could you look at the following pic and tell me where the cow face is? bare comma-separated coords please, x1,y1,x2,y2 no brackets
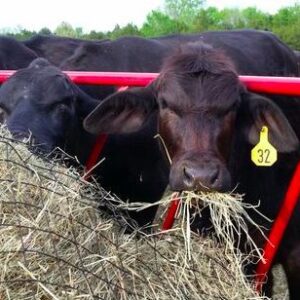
0,58,98,154
84,42,299,192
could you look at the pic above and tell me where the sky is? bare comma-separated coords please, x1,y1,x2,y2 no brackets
0,0,299,33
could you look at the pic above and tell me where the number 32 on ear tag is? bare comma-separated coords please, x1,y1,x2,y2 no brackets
251,126,277,167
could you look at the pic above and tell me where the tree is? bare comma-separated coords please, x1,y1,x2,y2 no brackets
54,22,79,38
272,4,300,27
38,27,52,35
165,0,204,28
216,8,245,29
108,23,141,39
84,30,107,40
192,7,221,31
270,4,300,49
141,10,187,37
241,7,270,29
12,27,36,40
75,27,83,37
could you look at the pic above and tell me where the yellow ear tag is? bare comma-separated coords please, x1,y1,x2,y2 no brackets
251,126,277,167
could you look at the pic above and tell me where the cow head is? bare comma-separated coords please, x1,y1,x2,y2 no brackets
0,58,98,155
84,42,299,192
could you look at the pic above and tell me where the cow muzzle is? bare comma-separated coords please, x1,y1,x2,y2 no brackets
169,156,231,192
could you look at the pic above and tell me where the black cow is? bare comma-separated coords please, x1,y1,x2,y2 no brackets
83,42,300,298
0,58,98,158
0,57,168,229
60,30,299,99
0,36,38,123
60,35,172,72
59,36,175,99
23,34,109,66
0,36,37,69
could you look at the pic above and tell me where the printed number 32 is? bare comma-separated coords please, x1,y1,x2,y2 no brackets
257,149,271,164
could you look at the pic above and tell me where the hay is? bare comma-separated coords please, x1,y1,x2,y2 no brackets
177,191,269,261
0,126,267,299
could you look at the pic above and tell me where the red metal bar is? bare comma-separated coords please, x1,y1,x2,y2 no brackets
161,194,181,231
256,161,300,291
83,134,108,181
0,70,158,87
240,76,300,97
1,71,300,96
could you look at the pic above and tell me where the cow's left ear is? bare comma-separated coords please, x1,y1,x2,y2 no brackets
83,86,158,135
240,92,299,153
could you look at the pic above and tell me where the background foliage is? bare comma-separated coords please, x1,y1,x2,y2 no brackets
1,0,300,50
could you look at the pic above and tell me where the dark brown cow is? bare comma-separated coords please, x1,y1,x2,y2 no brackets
84,42,300,298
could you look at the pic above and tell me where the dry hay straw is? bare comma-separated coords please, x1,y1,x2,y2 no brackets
0,126,267,300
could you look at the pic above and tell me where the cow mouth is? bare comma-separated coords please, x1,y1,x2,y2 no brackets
9,130,56,154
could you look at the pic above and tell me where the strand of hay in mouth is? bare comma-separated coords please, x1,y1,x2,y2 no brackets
179,191,270,260
0,126,267,299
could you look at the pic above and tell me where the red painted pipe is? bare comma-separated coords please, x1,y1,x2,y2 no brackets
240,76,300,97
83,133,108,181
0,70,158,87
255,161,300,291
161,195,181,231
1,71,300,96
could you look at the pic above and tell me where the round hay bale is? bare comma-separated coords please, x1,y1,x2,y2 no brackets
0,127,267,299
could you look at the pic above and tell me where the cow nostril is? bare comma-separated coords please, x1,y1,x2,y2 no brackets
181,164,222,191
210,168,219,186
183,167,190,179
183,166,195,187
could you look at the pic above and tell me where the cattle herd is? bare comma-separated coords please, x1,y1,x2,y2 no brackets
0,29,299,298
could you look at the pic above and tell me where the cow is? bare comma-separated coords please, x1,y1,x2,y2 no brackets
60,30,299,100
0,58,99,156
0,57,168,229
0,36,38,122
23,34,109,66
83,42,300,298
59,36,176,99
0,36,37,69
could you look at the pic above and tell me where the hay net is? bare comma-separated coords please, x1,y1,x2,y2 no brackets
0,126,267,300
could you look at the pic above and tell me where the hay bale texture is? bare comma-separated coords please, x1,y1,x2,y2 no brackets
0,127,266,299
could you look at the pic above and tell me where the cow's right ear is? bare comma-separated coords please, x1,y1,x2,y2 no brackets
83,86,158,135
240,92,299,153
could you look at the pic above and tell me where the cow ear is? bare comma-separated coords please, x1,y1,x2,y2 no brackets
240,92,299,153
83,86,158,135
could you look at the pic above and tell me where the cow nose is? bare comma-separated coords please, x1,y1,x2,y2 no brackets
182,164,220,191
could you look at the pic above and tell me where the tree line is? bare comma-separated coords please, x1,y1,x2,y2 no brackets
1,0,300,50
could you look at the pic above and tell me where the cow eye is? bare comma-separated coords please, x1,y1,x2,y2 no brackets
160,98,168,109
53,103,70,117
